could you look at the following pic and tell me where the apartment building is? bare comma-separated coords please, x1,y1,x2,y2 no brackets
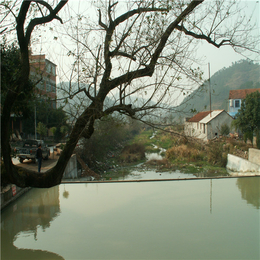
29,54,57,108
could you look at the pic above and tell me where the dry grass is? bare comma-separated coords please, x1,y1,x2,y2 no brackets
146,158,171,167
166,144,204,162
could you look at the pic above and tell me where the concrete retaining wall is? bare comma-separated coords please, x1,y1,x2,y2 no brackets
248,148,260,165
226,148,260,174
63,154,79,179
1,186,31,210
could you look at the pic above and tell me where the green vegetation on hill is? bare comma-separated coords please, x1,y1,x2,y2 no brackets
176,60,260,118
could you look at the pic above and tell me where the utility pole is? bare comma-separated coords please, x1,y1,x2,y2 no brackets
208,63,212,117
35,105,37,139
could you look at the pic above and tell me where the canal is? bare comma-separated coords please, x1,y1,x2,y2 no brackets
1,177,259,260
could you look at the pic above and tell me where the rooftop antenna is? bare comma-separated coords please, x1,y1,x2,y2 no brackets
208,62,212,117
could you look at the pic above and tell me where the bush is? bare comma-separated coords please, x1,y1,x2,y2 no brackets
76,116,144,171
257,131,260,149
220,124,230,136
119,143,146,163
206,142,227,167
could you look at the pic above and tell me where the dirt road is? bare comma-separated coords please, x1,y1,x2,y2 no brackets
13,153,59,173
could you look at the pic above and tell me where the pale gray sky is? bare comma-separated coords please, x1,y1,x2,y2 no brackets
30,0,259,97
191,0,260,79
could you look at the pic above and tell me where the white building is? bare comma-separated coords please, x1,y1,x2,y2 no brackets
184,110,233,141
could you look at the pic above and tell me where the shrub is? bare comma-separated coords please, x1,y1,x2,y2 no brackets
77,116,144,171
206,142,227,167
220,123,230,136
119,143,146,163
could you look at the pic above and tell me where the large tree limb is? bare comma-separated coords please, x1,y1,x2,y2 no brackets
103,104,135,117
26,0,68,44
101,4,170,89
1,0,68,188
107,1,204,92
149,0,204,67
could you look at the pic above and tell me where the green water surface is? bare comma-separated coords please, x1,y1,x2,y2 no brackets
1,177,259,260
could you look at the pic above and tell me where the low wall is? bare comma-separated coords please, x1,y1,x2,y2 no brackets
248,148,260,165
1,185,31,210
226,148,260,174
63,154,79,179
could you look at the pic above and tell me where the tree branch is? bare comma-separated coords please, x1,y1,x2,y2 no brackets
103,104,135,117
109,1,204,90
108,1,118,24
175,24,230,48
110,50,137,61
149,0,204,68
109,14,139,60
114,7,168,28
98,9,108,30
101,5,171,91
26,0,68,44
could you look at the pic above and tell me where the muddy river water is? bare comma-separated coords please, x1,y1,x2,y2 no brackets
1,177,259,260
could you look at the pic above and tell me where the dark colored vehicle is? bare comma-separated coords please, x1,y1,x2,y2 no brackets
16,140,50,163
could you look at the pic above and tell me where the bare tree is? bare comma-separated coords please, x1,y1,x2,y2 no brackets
1,0,68,187
1,0,259,188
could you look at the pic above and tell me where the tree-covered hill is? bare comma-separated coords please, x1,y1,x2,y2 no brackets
175,60,260,119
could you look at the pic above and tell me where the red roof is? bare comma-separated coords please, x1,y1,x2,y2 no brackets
229,89,260,99
188,111,211,122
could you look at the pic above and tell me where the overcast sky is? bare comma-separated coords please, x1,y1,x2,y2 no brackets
30,0,259,84
191,0,259,79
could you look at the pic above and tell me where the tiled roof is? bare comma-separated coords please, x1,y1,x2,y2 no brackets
229,88,260,99
188,111,212,122
188,110,225,123
200,110,226,124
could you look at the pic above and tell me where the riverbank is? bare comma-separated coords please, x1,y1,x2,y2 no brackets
1,129,257,209
1,185,31,210
71,128,256,181
1,152,59,210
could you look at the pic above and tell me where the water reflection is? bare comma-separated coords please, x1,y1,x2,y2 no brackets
236,177,260,209
62,185,70,199
1,177,260,260
117,169,196,180
1,186,63,260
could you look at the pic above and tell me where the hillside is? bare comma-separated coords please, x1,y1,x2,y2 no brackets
175,60,260,118
57,60,259,122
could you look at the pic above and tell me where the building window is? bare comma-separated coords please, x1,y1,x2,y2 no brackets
46,82,52,92
235,100,240,108
46,63,51,74
37,81,44,90
52,66,56,76
52,83,56,93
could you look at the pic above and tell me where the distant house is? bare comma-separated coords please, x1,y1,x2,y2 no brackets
228,88,260,117
184,110,233,141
